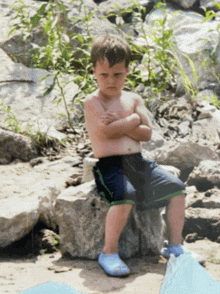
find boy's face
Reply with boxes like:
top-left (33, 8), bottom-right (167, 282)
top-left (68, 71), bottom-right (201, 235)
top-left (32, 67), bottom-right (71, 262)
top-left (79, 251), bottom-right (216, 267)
top-left (93, 58), bottom-right (129, 98)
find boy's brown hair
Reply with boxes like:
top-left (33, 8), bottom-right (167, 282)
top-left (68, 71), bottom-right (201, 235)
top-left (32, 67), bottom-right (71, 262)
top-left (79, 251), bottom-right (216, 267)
top-left (91, 34), bottom-right (131, 68)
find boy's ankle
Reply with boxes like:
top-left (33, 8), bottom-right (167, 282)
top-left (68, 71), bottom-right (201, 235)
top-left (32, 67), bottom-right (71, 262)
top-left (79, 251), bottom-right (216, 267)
top-left (103, 250), bottom-right (118, 255)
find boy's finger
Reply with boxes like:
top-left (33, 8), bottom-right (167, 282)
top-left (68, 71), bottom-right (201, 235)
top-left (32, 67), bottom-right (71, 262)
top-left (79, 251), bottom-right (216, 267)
top-left (102, 114), bottom-right (114, 119)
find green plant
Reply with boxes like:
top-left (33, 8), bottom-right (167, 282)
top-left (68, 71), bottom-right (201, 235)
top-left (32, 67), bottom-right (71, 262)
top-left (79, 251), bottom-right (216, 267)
top-left (0, 99), bottom-right (64, 157)
top-left (198, 7), bottom-right (220, 85)
top-left (0, 99), bottom-right (21, 133)
top-left (210, 92), bottom-right (220, 108)
top-left (9, 0), bottom-right (47, 40)
top-left (201, 92), bottom-right (220, 109)
top-left (174, 53), bottom-right (199, 102)
top-left (9, 0), bottom-right (97, 130)
top-left (104, 1), bottom-right (203, 106)
top-left (51, 234), bottom-right (60, 251)
top-left (8, 0), bottom-right (208, 125)
top-left (40, 249), bottom-right (47, 255)
top-left (106, 2), bottom-right (178, 97)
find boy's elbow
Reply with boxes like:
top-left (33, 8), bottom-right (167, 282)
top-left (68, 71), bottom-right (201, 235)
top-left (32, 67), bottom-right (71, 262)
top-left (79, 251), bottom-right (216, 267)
top-left (144, 127), bottom-right (152, 142)
top-left (149, 127), bottom-right (152, 140)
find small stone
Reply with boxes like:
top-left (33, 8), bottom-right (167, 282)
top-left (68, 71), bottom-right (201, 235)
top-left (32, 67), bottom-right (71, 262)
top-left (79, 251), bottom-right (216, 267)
top-left (30, 158), bottom-right (44, 167)
top-left (185, 232), bottom-right (198, 243)
top-left (48, 266), bottom-right (72, 273)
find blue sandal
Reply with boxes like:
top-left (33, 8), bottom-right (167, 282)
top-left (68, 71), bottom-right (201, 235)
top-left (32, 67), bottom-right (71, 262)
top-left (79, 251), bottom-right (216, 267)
top-left (98, 252), bottom-right (130, 277)
top-left (161, 241), bottom-right (206, 264)
top-left (161, 243), bottom-right (184, 258)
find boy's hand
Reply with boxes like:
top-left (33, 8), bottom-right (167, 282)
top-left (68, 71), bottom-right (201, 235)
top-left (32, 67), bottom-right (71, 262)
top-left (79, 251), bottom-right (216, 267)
top-left (100, 111), bottom-right (120, 125)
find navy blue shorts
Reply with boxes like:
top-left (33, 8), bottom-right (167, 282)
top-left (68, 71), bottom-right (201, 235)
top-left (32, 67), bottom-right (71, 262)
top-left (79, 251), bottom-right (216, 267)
top-left (93, 153), bottom-right (186, 210)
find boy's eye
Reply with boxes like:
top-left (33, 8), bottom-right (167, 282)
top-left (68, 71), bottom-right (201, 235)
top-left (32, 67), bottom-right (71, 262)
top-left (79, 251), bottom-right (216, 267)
top-left (114, 73), bottom-right (121, 76)
top-left (101, 74), bottom-right (107, 77)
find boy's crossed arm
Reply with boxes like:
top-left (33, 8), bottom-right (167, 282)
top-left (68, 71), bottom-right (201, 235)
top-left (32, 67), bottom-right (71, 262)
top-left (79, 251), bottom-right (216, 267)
top-left (84, 94), bottom-right (152, 142)
top-left (125, 95), bottom-right (152, 142)
top-left (98, 110), bottom-right (141, 140)
top-left (100, 96), bottom-right (152, 142)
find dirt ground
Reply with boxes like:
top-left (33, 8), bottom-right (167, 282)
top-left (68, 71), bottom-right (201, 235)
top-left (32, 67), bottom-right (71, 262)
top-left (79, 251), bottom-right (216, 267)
top-left (0, 239), bottom-right (220, 294)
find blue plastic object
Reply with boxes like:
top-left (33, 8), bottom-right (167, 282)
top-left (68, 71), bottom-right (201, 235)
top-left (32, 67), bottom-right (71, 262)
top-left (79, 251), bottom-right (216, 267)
top-left (19, 281), bottom-right (86, 294)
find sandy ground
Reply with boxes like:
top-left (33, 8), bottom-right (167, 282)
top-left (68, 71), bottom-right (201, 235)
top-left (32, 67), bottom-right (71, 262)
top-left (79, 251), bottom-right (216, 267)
top-left (0, 239), bottom-right (220, 294)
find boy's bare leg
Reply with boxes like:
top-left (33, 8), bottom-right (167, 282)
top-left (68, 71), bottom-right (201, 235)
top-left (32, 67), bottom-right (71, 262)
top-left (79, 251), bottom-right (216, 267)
top-left (165, 194), bottom-right (185, 245)
top-left (103, 203), bottom-right (133, 255)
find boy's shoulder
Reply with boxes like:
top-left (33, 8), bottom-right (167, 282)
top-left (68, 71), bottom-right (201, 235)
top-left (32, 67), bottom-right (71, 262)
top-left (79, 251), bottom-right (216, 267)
top-left (121, 90), bottom-right (143, 104)
top-left (84, 89), bottom-right (99, 103)
top-left (122, 90), bottom-right (142, 98)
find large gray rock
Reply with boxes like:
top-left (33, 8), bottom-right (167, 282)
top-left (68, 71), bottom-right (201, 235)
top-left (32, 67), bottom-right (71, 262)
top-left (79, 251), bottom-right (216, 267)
top-left (153, 142), bottom-right (219, 171)
top-left (172, 12), bottom-right (220, 93)
top-left (66, 0), bottom-right (119, 38)
top-left (191, 119), bottom-right (220, 148)
top-left (146, 7), bottom-right (220, 94)
top-left (0, 128), bottom-right (32, 164)
top-left (0, 48), bottom-right (78, 139)
top-left (0, 195), bottom-right (40, 247)
top-left (168, 0), bottom-right (198, 9)
top-left (55, 181), bottom-right (165, 259)
top-left (183, 207), bottom-right (220, 241)
top-left (196, 98), bottom-right (217, 120)
top-left (202, 188), bottom-right (220, 209)
top-left (98, 0), bottom-right (154, 29)
top-left (0, 180), bottom-right (60, 247)
top-left (186, 160), bottom-right (220, 191)
top-left (35, 181), bottom-right (61, 231)
top-left (0, 0), bottom-right (43, 44)
top-left (0, 0), bottom-right (49, 65)
top-left (0, 0), bottom-right (118, 67)
top-left (201, 0), bottom-right (220, 10)
top-left (185, 186), bottom-right (220, 209)
top-left (142, 131), bottom-right (165, 151)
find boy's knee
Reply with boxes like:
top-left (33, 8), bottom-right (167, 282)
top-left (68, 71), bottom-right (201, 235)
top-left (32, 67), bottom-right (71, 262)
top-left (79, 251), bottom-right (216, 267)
top-left (109, 203), bottom-right (133, 213)
top-left (169, 193), bottom-right (185, 205)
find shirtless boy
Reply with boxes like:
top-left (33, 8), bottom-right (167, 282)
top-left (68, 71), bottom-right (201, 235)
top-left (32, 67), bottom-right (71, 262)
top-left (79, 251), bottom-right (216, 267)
top-left (85, 34), bottom-right (190, 277)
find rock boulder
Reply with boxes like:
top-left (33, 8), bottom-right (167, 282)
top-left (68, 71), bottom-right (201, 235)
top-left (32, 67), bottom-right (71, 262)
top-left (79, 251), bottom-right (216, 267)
top-left (154, 142), bottom-right (219, 171)
top-left (0, 195), bottom-right (40, 248)
top-left (183, 207), bottom-right (220, 241)
top-left (0, 128), bottom-right (33, 164)
top-left (0, 180), bottom-right (60, 248)
top-left (55, 181), bottom-right (165, 259)
top-left (186, 160), bottom-right (220, 191)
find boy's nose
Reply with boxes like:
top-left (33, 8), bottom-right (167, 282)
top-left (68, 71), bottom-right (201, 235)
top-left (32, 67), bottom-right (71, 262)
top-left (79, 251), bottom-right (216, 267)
top-left (107, 76), bottom-right (115, 84)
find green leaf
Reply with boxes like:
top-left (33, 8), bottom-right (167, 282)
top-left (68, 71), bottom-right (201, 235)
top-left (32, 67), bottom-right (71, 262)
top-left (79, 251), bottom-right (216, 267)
top-left (183, 53), bottom-right (198, 86)
top-left (201, 56), bottom-right (209, 68)
top-left (59, 2), bottom-right (66, 14)
top-left (43, 80), bottom-right (56, 96)
top-left (8, 27), bottom-right (17, 37)
top-left (30, 15), bottom-right (41, 28)
top-left (77, 35), bottom-right (84, 44)
top-left (57, 98), bottom-right (62, 105)
top-left (38, 3), bottom-right (47, 15)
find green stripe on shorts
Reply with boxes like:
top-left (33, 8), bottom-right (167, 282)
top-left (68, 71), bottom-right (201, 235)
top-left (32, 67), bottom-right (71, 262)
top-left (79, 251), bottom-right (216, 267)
top-left (145, 190), bottom-right (187, 207)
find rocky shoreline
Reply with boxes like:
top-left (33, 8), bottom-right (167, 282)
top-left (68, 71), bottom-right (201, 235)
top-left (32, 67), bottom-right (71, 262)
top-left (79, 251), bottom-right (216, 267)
top-left (1, 0), bottom-right (220, 260)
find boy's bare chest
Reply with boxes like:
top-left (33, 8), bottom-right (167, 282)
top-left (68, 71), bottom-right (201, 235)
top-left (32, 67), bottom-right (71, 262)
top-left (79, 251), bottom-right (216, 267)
top-left (100, 96), bottom-right (135, 118)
